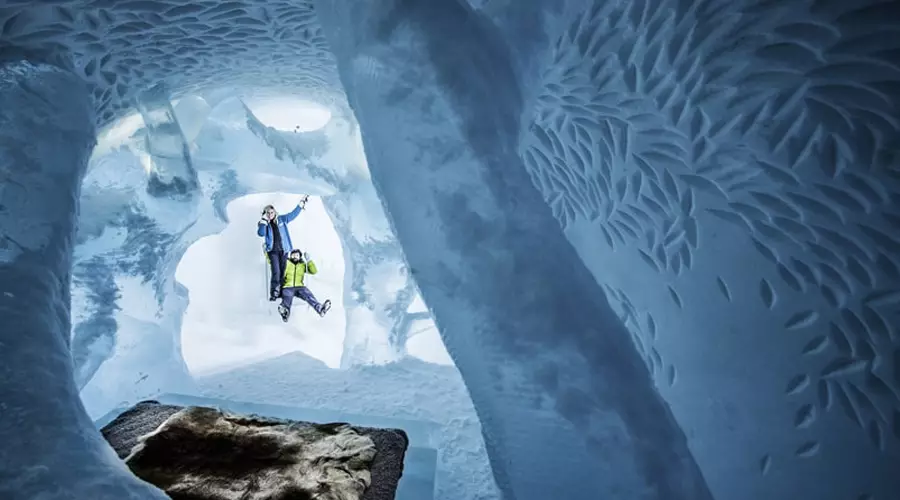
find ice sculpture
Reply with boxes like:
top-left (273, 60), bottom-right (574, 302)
top-left (1, 0), bottom-right (899, 499)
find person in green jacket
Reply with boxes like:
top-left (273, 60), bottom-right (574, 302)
top-left (277, 249), bottom-right (332, 322)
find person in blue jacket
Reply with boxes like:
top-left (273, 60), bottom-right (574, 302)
top-left (257, 195), bottom-right (308, 300)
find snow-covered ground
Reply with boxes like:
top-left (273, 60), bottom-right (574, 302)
top-left (195, 352), bottom-right (499, 500)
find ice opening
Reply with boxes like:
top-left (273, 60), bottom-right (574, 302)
top-left (243, 98), bottom-right (333, 133)
top-left (177, 193), bottom-right (347, 375)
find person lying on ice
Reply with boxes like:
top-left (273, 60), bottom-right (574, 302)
top-left (257, 195), bottom-right (308, 301)
top-left (278, 249), bottom-right (332, 322)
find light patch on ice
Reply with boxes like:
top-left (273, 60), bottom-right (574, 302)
top-left (172, 95), bottom-right (213, 144)
top-left (407, 322), bottom-right (453, 366)
top-left (317, 116), bottom-right (370, 181)
top-left (244, 98), bottom-right (332, 133)
top-left (137, 151), bottom-right (153, 175)
top-left (408, 294), bottom-right (428, 313)
top-left (362, 259), bottom-right (408, 304)
top-left (344, 306), bottom-right (398, 365)
top-left (345, 186), bottom-right (394, 242)
top-left (177, 192), bottom-right (346, 374)
top-left (92, 111), bottom-right (145, 159)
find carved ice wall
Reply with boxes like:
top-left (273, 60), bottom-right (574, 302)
top-left (0, 0), bottom-right (343, 128)
top-left (516, 1), bottom-right (900, 499)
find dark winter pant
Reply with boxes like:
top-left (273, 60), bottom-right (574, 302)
top-left (267, 250), bottom-right (287, 296)
top-left (281, 286), bottom-right (322, 313)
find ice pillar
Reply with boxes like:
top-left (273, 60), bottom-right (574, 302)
top-left (321, 191), bottom-right (406, 368)
top-left (314, 1), bottom-right (714, 499)
top-left (0, 59), bottom-right (166, 499)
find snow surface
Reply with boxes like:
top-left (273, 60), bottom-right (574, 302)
top-left (194, 353), bottom-right (495, 500)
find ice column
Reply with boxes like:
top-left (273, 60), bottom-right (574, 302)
top-left (0, 59), bottom-right (166, 499)
top-left (314, 1), bottom-right (714, 499)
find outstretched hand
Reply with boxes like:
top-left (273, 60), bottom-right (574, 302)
top-left (299, 195), bottom-right (309, 208)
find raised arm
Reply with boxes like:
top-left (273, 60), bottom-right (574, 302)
top-left (280, 204), bottom-right (303, 223)
top-left (280, 196), bottom-right (308, 223)
top-left (257, 219), bottom-right (267, 237)
top-left (306, 260), bottom-right (318, 275)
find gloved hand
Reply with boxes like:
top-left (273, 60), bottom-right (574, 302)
top-left (259, 218), bottom-right (268, 225)
top-left (299, 195), bottom-right (309, 208)
top-left (303, 252), bottom-right (311, 261)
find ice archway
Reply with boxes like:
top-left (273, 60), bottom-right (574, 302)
top-left (177, 193), bottom-right (348, 374)
top-left (248, 98), bottom-right (333, 133)
top-left (1, 1), bottom-right (900, 500)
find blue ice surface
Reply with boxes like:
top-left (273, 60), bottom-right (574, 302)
top-left (134, 82), bottom-right (200, 199)
top-left (94, 392), bottom-right (438, 500)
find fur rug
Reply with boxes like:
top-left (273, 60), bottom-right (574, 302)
top-left (123, 406), bottom-right (377, 500)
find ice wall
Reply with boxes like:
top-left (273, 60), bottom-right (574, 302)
top-left (314, 1), bottom-right (712, 499)
top-left (74, 145), bottom-right (210, 415)
top-left (74, 87), bottom-right (232, 413)
top-left (512, 3), bottom-right (900, 500)
top-left (0, 59), bottom-right (168, 499)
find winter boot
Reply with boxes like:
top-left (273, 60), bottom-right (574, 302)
top-left (318, 300), bottom-right (331, 317)
top-left (278, 304), bottom-right (290, 322)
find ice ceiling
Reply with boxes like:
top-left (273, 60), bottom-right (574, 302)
top-left (1, 0), bottom-right (899, 500)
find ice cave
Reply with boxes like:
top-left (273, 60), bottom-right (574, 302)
top-left (1, 1), bottom-right (899, 500)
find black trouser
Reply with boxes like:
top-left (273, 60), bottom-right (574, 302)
top-left (267, 249), bottom-right (287, 295)
top-left (281, 286), bottom-right (322, 313)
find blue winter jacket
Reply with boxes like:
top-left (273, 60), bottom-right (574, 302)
top-left (257, 204), bottom-right (303, 252)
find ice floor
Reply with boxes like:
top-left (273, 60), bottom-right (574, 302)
top-left (93, 350), bottom-right (498, 500)
top-left (189, 352), bottom-right (499, 500)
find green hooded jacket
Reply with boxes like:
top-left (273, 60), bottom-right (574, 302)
top-left (283, 259), bottom-right (318, 288)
